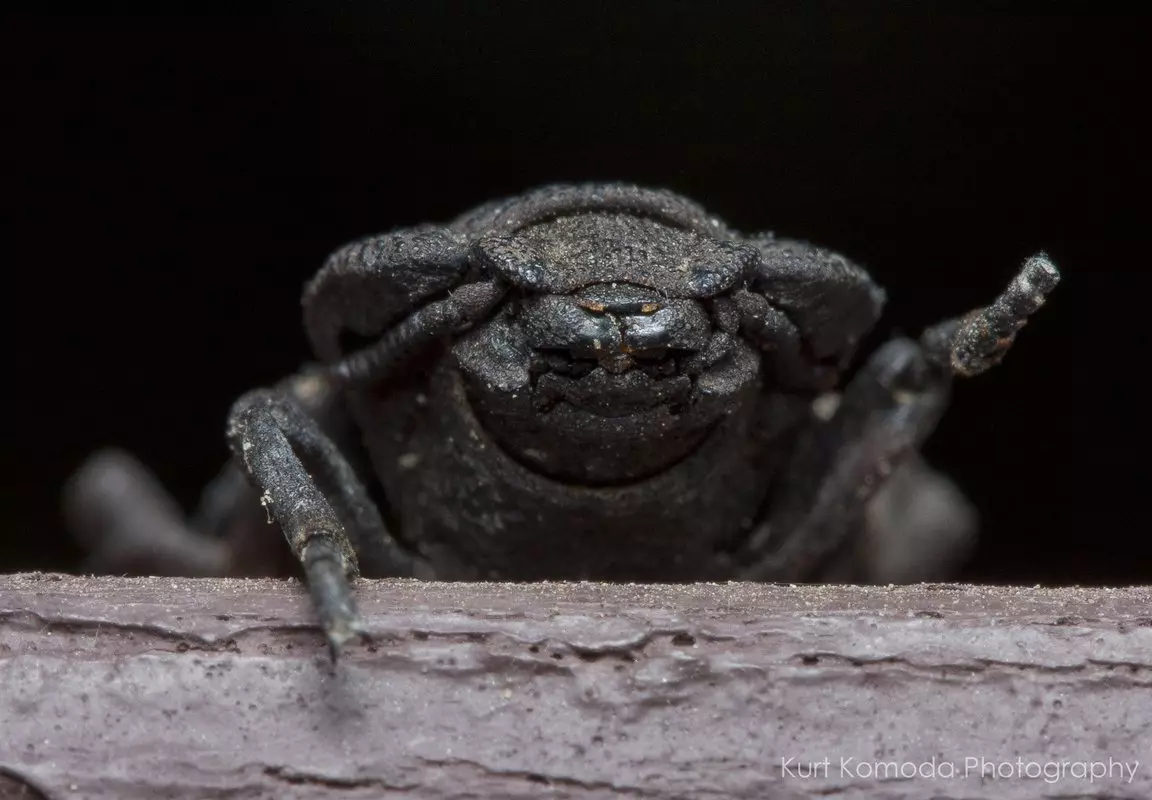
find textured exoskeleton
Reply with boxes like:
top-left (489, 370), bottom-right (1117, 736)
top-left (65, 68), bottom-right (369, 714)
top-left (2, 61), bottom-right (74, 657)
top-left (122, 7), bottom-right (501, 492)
top-left (65, 184), bottom-right (1060, 654)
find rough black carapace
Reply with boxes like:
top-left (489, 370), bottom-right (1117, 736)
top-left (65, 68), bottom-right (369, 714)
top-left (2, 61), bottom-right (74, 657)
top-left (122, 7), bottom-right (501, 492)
top-left (66, 184), bottom-right (1060, 655)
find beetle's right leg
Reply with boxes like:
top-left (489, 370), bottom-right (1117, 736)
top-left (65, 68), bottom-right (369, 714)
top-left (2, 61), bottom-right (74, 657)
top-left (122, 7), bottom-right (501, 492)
top-left (190, 369), bottom-right (367, 576)
top-left (227, 386), bottom-right (416, 657)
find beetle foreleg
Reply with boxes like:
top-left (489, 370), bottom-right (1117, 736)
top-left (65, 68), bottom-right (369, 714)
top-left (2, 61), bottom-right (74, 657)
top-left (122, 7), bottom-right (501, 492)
top-left (227, 387), bottom-right (416, 658)
top-left (922, 253), bottom-right (1060, 376)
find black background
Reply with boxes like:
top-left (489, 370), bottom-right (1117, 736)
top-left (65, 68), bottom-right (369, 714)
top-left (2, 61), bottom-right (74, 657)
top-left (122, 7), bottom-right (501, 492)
top-left (3, 7), bottom-right (1145, 584)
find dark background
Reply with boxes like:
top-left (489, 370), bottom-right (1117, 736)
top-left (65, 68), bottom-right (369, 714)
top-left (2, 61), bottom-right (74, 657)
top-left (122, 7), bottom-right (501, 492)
top-left (3, 7), bottom-right (1144, 584)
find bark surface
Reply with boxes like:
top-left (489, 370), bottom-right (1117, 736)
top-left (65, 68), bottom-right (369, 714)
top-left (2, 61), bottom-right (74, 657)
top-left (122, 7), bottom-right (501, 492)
top-left (1, 574), bottom-right (1149, 799)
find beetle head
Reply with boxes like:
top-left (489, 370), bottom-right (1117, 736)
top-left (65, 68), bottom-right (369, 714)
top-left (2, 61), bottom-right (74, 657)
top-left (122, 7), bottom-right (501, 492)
top-left (452, 212), bottom-right (762, 484)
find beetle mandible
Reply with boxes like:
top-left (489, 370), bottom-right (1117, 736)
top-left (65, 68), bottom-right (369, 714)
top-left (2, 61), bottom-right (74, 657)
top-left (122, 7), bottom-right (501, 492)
top-left (66, 183), bottom-right (1060, 655)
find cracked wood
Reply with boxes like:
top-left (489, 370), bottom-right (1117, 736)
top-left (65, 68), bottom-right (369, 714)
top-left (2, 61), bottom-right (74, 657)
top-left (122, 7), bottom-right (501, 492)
top-left (0, 574), bottom-right (1150, 799)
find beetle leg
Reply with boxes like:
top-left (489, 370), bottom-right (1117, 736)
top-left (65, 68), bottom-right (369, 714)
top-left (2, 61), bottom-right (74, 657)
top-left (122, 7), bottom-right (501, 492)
top-left (818, 454), bottom-right (978, 583)
top-left (192, 369), bottom-right (360, 576)
top-left (921, 253), bottom-right (1060, 376)
top-left (227, 387), bottom-right (417, 658)
top-left (739, 337), bottom-right (951, 581)
top-left (64, 369), bottom-right (366, 580)
top-left (64, 448), bottom-right (232, 577)
top-left (740, 255), bottom-right (1058, 581)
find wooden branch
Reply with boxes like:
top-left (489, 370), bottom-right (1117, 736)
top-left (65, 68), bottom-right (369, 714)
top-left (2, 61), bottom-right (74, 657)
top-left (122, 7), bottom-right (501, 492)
top-left (1, 574), bottom-right (1149, 799)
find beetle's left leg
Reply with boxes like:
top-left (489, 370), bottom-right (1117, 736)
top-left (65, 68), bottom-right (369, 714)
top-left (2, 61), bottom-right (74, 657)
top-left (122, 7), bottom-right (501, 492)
top-left (739, 336), bottom-right (951, 581)
top-left (921, 253), bottom-right (1060, 376)
top-left (227, 386), bottom-right (417, 657)
top-left (739, 254), bottom-right (1059, 582)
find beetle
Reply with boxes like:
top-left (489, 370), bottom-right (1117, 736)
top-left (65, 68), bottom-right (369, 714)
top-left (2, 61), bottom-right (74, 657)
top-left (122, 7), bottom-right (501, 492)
top-left (65, 183), bottom-right (1060, 656)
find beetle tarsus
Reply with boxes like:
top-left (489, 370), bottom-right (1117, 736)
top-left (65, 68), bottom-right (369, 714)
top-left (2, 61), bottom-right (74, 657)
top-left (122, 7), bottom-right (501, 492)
top-left (922, 253), bottom-right (1061, 376)
top-left (304, 538), bottom-right (366, 660)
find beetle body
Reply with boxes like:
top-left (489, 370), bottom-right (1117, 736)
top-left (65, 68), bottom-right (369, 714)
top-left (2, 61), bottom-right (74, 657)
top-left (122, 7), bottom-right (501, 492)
top-left (66, 183), bottom-right (1060, 653)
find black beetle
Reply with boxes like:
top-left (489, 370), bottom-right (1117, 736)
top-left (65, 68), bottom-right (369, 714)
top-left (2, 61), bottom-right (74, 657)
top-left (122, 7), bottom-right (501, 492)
top-left (65, 183), bottom-right (1060, 654)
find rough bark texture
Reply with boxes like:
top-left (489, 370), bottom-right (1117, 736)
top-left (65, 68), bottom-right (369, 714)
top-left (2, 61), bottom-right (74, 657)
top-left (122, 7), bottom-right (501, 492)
top-left (1, 574), bottom-right (1149, 800)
